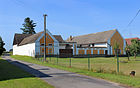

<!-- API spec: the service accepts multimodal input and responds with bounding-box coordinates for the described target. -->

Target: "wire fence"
[32,54,140,77]
[34,54,117,72]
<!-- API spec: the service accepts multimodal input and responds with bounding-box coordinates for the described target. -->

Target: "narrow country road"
[2,56,126,88]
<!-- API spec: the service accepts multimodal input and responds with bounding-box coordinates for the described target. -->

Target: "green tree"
[0,36,6,55]
[129,39,140,58]
[113,41,120,57]
[20,17,36,34]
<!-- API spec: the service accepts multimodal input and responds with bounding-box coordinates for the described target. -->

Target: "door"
[59,49,73,57]
[105,50,108,55]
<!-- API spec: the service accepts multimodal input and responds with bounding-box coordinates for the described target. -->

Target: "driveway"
[2,56,126,88]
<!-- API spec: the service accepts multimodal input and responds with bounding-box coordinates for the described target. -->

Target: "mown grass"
[11,55,140,88]
[32,56,140,77]
[0,57,54,88]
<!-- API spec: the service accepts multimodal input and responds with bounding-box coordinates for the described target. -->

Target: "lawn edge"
[10,55,139,88]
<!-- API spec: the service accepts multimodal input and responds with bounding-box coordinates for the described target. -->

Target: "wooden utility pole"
[43,14,47,62]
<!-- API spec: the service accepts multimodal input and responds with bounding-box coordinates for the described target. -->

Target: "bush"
[0,48,5,55]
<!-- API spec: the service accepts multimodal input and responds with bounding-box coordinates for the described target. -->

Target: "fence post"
[70,55,72,67]
[57,53,58,65]
[88,55,90,71]
[117,51,119,73]
[37,55,39,60]
[41,55,44,62]
[50,55,51,63]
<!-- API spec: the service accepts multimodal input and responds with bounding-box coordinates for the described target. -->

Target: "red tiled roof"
[125,37,140,45]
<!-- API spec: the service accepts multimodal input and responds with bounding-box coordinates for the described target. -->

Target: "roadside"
[11,55,140,88]
[0,57,54,88]
[2,55,126,88]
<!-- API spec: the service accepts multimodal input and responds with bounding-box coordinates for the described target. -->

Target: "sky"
[0,0,140,51]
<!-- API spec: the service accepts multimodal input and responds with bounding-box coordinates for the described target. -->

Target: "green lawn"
[34,56,140,77]
[11,55,140,88]
[0,57,54,88]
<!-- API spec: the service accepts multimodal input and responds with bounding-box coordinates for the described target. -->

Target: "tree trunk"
[127,51,130,61]
[128,54,130,61]
[134,53,136,59]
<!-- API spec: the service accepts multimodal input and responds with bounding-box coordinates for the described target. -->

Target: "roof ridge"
[73,29,116,38]
[125,37,139,39]
[15,33,33,35]
[53,35,61,36]
[66,29,118,44]
[19,32,43,46]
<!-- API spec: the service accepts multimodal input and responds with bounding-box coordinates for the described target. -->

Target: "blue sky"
[0,0,140,50]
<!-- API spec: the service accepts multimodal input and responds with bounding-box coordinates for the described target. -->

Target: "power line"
[127,9,140,27]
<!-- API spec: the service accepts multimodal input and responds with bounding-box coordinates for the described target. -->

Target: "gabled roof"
[53,35,65,43]
[19,32,43,46]
[13,31,65,46]
[13,34,32,45]
[66,29,117,44]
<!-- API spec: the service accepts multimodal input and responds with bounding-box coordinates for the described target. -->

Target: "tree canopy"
[20,17,36,34]
[129,39,140,58]
[0,36,5,55]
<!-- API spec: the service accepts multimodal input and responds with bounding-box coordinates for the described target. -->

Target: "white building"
[13,29,126,57]
[13,30,76,57]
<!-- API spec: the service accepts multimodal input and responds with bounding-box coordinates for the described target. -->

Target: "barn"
[66,29,126,55]
[13,30,76,57]
[13,29,126,57]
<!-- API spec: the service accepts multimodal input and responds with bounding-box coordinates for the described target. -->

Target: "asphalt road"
[2,56,126,88]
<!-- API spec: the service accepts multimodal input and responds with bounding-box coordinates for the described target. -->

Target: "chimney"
[69,35,73,41]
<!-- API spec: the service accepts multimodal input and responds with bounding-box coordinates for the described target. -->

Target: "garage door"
[59,49,73,57]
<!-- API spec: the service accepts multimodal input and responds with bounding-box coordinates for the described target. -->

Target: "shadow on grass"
[0,58,52,81]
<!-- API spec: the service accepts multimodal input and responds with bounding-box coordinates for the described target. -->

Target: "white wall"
[54,43,59,54]
[35,41,40,55]
[94,43,107,47]
[59,45,65,49]
[13,43,35,57]
[123,40,126,54]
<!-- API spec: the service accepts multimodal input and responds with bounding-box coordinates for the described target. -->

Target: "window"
[49,49,52,54]
[42,49,44,52]
[92,44,94,47]
[41,43,44,46]
[89,44,90,47]
[89,44,93,47]
[48,43,52,46]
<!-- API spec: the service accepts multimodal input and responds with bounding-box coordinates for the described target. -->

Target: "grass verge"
[11,55,140,88]
[0,57,54,88]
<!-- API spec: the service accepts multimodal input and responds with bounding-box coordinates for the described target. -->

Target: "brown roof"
[66,29,117,44]
[53,35,65,43]
[13,32,65,46]
[13,34,32,45]
[19,32,43,45]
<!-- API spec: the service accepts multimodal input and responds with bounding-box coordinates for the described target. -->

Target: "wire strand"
[127,9,140,27]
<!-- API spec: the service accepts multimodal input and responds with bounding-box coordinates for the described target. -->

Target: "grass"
[0,57,54,88]
[11,55,140,88]
[33,56,140,77]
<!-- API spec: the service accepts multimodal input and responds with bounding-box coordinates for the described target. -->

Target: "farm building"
[66,29,126,55]
[13,29,126,57]
[13,30,76,57]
